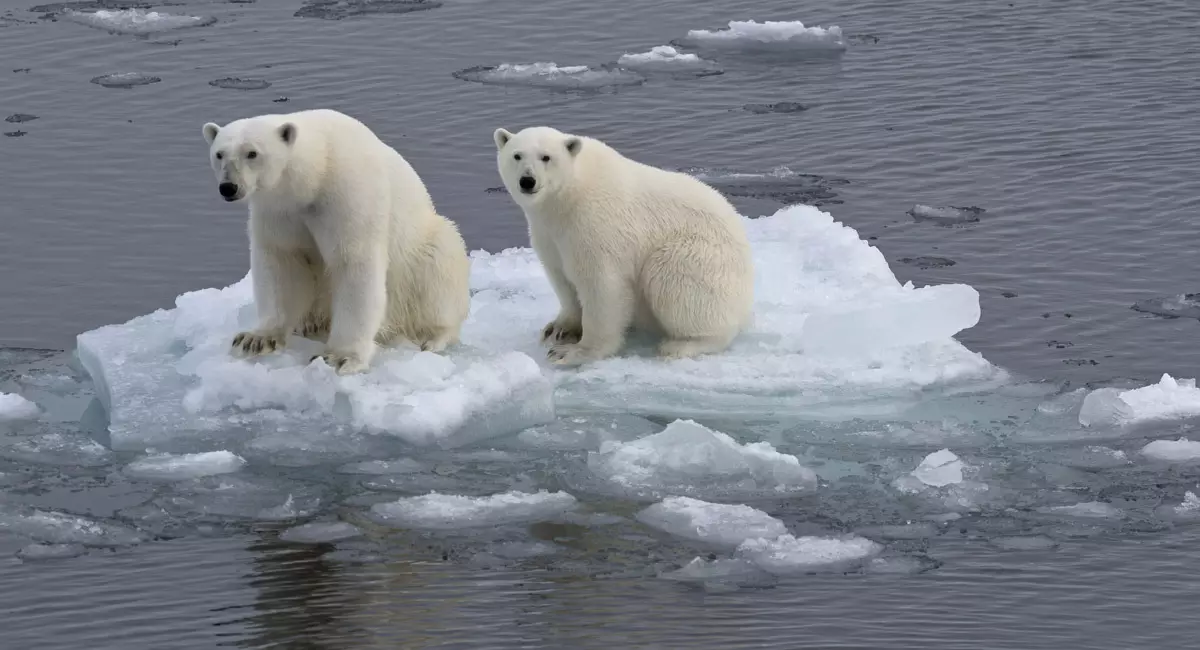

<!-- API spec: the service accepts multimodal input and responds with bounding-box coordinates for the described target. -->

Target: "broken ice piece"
[636,496,786,547]
[912,448,964,487]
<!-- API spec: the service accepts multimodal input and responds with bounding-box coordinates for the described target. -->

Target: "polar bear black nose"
[519,175,536,193]
[218,182,239,199]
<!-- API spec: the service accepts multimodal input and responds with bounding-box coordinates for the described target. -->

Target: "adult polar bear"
[202,109,470,375]
[493,126,755,366]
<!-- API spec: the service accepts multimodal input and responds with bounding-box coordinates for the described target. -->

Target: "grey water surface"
[2,0,1200,647]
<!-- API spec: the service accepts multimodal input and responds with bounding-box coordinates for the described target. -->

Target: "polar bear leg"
[642,241,746,360]
[315,257,386,374]
[541,264,583,345]
[548,273,631,366]
[233,246,316,358]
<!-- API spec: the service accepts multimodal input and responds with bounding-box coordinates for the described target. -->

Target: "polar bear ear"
[564,136,582,157]
[278,123,296,145]
[493,128,513,150]
[202,122,221,145]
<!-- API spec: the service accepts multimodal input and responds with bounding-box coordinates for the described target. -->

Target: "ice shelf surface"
[76,279,554,452]
[465,204,999,419]
[76,204,996,455]
[586,419,818,499]
[368,490,577,530]
[1079,374,1200,427]
[636,496,787,547]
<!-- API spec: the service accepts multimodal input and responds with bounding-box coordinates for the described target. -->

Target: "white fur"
[202,109,470,374]
[492,126,754,366]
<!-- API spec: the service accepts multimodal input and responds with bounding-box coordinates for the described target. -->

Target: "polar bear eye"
[215,152,223,160]
[246,150,258,159]
[513,153,522,161]
[541,155,551,162]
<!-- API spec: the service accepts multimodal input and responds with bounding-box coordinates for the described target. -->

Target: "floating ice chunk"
[912,449,965,487]
[636,497,786,547]
[907,204,985,225]
[0,506,141,547]
[616,46,722,75]
[0,392,39,421]
[90,72,161,89]
[64,9,215,35]
[1156,491,1200,522]
[75,276,554,452]
[679,20,846,54]
[1037,501,1122,519]
[1141,438,1200,463]
[660,556,776,588]
[0,431,114,467]
[124,451,246,481]
[157,476,323,522]
[1079,374,1200,427]
[465,204,999,420]
[279,521,362,544]
[990,535,1059,551]
[336,458,425,475]
[452,63,645,90]
[515,414,661,451]
[1132,293,1200,320]
[16,542,87,561]
[865,555,940,575]
[369,490,577,530]
[735,534,881,574]
[586,419,817,499]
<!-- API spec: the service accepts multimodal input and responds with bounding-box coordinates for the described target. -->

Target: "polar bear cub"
[493,126,755,366]
[202,109,470,375]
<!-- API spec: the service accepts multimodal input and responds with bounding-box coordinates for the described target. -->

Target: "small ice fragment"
[912,449,964,487]
[680,20,846,53]
[124,450,246,480]
[0,431,113,467]
[158,476,323,522]
[907,204,985,225]
[1157,491,1200,522]
[660,556,776,588]
[1141,438,1200,463]
[279,521,362,544]
[452,63,645,90]
[854,523,938,541]
[587,419,817,498]
[208,77,271,90]
[515,414,661,451]
[1079,374,1200,427]
[16,543,87,561]
[1037,501,1122,519]
[0,392,39,421]
[336,458,425,475]
[89,72,161,89]
[735,534,881,574]
[616,46,722,75]
[1131,293,1200,320]
[865,555,940,575]
[0,506,141,547]
[636,497,786,547]
[369,490,577,530]
[989,535,1059,551]
[64,9,215,35]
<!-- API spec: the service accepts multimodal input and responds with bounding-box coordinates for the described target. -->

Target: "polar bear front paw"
[541,319,582,345]
[232,329,286,358]
[310,350,369,375]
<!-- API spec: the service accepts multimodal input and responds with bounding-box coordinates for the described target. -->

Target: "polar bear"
[201,109,471,375]
[493,126,755,366]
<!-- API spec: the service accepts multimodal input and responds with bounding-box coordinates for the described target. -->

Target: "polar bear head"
[493,126,584,205]
[202,115,298,202]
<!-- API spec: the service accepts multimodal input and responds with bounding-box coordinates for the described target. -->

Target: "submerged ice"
[452,63,645,90]
[369,490,577,530]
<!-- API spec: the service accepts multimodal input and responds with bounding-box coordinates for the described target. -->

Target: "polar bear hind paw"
[232,330,286,357]
[294,312,330,341]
